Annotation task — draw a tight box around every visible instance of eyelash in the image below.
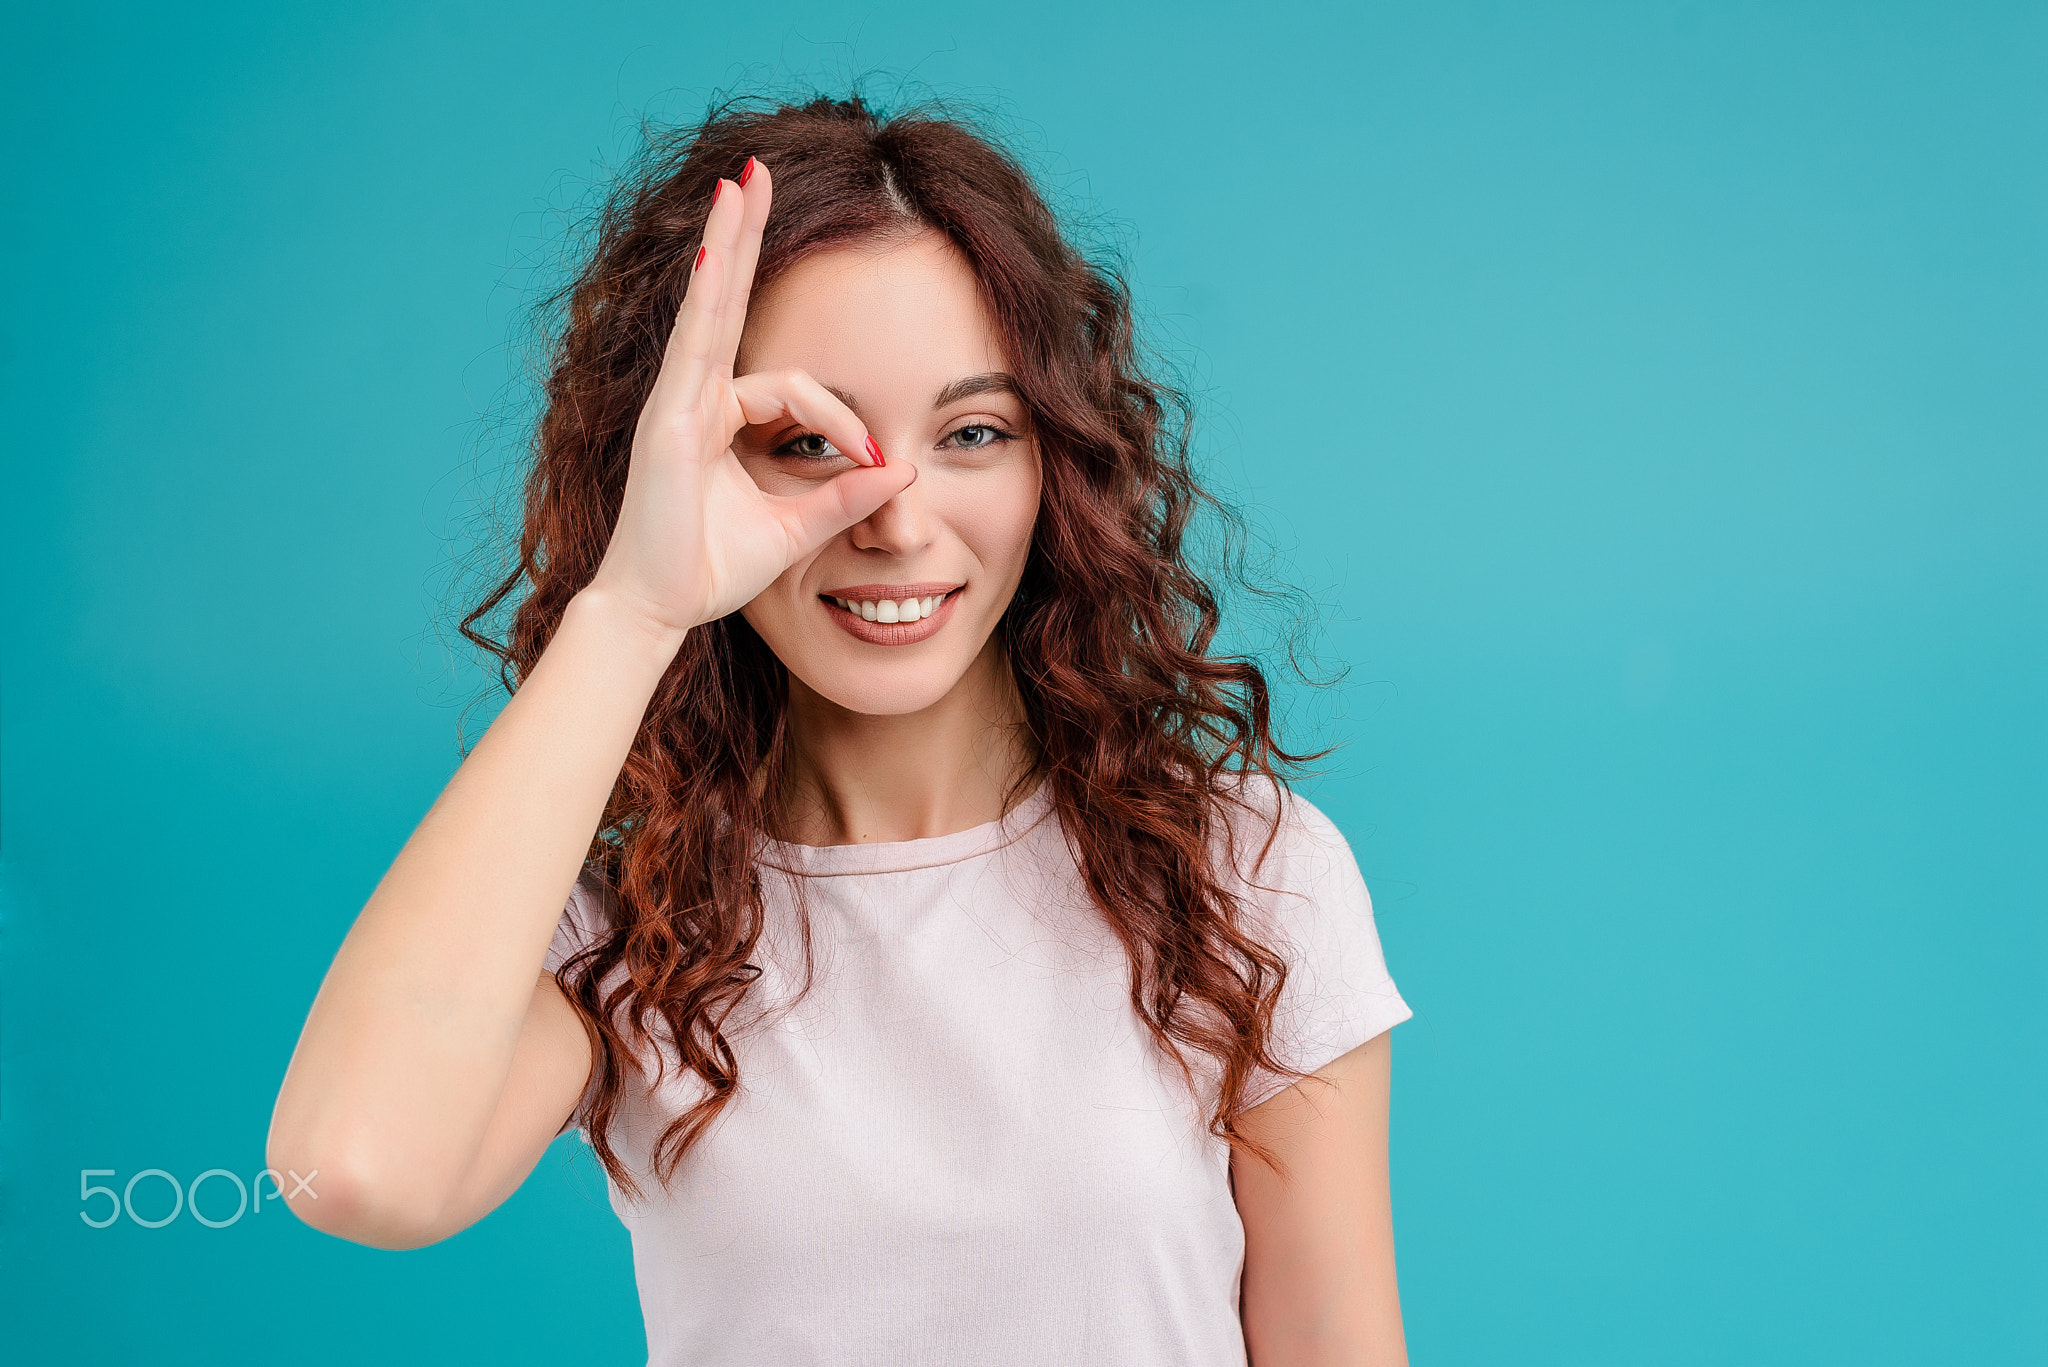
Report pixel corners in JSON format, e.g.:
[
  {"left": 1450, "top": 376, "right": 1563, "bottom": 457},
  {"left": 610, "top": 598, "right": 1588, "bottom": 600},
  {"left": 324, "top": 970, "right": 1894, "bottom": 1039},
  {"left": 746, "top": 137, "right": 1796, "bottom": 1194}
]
[
  {"left": 770, "top": 424, "right": 1020, "bottom": 460},
  {"left": 943, "top": 423, "right": 1018, "bottom": 451},
  {"left": 772, "top": 432, "right": 843, "bottom": 461}
]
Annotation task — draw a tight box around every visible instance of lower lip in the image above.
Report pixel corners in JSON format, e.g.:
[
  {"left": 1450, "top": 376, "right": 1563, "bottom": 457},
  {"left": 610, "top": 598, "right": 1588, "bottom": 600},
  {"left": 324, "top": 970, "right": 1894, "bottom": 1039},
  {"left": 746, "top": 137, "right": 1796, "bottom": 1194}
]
[{"left": 822, "top": 589, "right": 962, "bottom": 645}]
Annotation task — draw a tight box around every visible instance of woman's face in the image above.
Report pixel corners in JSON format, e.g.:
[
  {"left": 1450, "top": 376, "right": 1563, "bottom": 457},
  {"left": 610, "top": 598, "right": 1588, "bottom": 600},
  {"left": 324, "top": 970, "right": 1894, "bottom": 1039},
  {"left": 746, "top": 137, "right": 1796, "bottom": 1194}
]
[{"left": 734, "top": 231, "right": 1042, "bottom": 717}]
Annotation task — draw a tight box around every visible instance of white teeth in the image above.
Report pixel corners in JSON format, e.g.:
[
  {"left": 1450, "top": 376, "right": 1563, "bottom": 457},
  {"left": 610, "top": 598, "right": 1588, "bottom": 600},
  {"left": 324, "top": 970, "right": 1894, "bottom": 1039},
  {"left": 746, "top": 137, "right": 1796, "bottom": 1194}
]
[{"left": 836, "top": 593, "right": 949, "bottom": 624}]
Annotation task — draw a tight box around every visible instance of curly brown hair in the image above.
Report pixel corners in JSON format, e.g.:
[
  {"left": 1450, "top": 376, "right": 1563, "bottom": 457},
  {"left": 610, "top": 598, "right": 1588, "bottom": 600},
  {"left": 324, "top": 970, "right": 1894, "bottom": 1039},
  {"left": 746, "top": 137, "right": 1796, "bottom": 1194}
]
[{"left": 466, "top": 93, "right": 1317, "bottom": 1195}]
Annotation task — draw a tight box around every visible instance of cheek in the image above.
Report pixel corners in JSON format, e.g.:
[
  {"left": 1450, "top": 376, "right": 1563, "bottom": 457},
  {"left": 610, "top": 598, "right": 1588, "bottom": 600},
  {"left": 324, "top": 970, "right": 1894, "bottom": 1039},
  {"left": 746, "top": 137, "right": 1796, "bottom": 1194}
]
[
  {"left": 950, "top": 458, "right": 1043, "bottom": 578},
  {"left": 738, "top": 555, "right": 817, "bottom": 646}
]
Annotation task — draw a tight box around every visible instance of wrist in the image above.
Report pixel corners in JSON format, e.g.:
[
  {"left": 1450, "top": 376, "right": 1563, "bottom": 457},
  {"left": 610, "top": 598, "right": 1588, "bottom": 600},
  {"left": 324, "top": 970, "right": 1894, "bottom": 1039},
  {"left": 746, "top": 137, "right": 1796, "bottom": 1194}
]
[{"left": 561, "top": 583, "right": 693, "bottom": 676}]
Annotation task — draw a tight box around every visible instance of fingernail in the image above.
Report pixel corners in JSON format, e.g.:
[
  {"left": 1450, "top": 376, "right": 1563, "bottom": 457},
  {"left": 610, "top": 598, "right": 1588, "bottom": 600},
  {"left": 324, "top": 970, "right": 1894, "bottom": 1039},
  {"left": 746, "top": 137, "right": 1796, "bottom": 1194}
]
[
  {"left": 694, "top": 246, "right": 707, "bottom": 272},
  {"left": 740, "top": 157, "right": 757, "bottom": 186},
  {"left": 712, "top": 180, "right": 723, "bottom": 206},
  {"left": 864, "top": 436, "right": 885, "bottom": 467}
]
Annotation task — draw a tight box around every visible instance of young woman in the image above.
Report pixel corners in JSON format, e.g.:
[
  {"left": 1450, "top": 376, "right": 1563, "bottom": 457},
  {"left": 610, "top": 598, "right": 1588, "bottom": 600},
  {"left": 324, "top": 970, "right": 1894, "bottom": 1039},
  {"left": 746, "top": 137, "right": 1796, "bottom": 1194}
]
[{"left": 268, "top": 95, "right": 1413, "bottom": 1366}]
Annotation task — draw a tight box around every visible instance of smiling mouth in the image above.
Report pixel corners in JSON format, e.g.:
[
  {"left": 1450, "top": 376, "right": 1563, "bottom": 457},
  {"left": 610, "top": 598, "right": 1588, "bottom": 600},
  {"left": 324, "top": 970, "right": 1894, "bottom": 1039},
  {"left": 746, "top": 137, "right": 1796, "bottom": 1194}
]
[
  {"left": 822, "top": 588, "right": 957, "bottom": 624},
  {"left": 818, "top": 584, "right": 965, "bottom": 643}
]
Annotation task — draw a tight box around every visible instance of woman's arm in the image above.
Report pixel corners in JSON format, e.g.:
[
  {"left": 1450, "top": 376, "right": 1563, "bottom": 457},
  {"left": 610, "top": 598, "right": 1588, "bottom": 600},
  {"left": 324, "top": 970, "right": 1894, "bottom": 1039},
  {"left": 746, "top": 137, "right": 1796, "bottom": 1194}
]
[
  {"left": 266, "top": 589, "right": 685, "bottom": 1249},
  {"left": 265, "top": 160, "right": 912, "bottom": 1250},
  {"left": 1233, "top": 1030, "right": 1409, "bottom": 1367}
]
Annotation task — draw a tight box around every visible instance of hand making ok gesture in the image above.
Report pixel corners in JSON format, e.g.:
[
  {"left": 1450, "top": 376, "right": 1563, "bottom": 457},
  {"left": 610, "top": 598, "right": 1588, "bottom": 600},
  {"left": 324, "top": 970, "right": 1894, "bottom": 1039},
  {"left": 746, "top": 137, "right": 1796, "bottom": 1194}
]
[{"left": 587, "top": 158, "right": 919, "bottom": 638}]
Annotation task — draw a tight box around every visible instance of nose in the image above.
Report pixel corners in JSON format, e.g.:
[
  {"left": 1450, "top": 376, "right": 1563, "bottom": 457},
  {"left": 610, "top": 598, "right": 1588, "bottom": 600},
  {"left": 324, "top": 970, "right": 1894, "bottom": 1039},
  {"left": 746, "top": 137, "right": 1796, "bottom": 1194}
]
[{"left": 847, "top": 455, "right": 931, "bottom": 558}]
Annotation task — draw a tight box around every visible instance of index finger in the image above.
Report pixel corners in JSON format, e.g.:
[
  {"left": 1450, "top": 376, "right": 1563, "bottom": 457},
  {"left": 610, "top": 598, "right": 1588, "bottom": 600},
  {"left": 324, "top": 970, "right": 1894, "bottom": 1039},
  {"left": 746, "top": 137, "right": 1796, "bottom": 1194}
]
[
  {"left": 712, "top": 157, "right": 773, "bottom": 376},
  {"left": 647, "top": 176, "right": 746, "bottom": 412},
  {"left": 732, "top": 368, "right": 885, "bottom": 469}
]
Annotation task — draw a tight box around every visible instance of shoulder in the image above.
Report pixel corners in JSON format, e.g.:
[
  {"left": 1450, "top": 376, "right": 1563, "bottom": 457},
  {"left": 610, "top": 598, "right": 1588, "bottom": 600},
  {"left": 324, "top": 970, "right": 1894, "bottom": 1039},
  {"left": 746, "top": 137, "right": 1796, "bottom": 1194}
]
[
  {"left": 1212, "top": 777, "right": 1412, "bottom": 1101},
  {"left": 1208, "top": 776, "right": 1388, "bottom": 1000},
  {"left": 1210, "top": 775, "right": 1367, "bottom": 906}
]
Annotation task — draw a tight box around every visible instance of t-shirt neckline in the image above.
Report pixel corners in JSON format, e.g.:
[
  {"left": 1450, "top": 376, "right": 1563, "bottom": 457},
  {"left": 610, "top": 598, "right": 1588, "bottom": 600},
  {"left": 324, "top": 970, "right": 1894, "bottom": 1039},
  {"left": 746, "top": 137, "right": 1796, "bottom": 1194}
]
[{"left": 755, "top": 781, "right": 1055, "bottom": 878}]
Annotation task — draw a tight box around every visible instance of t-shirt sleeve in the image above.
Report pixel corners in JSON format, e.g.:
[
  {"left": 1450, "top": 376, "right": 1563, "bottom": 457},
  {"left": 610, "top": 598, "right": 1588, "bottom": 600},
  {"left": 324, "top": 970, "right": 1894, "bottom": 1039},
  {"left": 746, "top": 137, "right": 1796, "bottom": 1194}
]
[
  {"left": 543, "top": 873, "right": 611, "bottom": 1137},
  {"left": 1235, "top": 790, "right": 1412, "bottom": 1108},
  {"left": 543, "top": 872, "right": 608, "bottom": 978}
]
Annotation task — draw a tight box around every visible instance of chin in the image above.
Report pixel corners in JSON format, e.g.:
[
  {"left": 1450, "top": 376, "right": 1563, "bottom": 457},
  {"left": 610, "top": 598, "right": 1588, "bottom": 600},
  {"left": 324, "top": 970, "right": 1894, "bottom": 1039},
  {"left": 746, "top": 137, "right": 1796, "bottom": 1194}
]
[
  {"left": 809, "top": 673, "right": 956, "bottom": 717},
  {"left": 744, "top": 632, "right": 979, "bottom": 719},
  {"left": 745, "top": 585, "right": 996, "bottom": 718}
]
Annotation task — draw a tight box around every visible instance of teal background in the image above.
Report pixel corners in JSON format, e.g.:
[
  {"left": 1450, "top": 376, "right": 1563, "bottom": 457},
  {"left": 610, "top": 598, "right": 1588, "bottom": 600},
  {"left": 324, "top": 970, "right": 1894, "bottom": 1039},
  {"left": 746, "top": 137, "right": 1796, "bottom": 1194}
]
[{"left": 3, "top": 2, "right": 2042, "bottom": 1363}]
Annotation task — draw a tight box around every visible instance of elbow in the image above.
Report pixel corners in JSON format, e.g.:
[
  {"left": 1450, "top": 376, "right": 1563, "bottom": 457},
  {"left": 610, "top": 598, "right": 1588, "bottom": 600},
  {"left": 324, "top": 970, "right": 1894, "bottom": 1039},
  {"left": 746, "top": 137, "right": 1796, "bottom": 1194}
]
[{"left": 264, "top": 1130, "right": 455, "bottom": 1251}]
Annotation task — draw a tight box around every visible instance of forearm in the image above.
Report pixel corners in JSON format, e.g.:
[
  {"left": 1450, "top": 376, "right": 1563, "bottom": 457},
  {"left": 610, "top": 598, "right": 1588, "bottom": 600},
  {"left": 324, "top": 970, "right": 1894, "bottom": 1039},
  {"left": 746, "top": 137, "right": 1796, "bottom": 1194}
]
[{"left": 267, "top": 586, "right": 682, "bottom": 1238}]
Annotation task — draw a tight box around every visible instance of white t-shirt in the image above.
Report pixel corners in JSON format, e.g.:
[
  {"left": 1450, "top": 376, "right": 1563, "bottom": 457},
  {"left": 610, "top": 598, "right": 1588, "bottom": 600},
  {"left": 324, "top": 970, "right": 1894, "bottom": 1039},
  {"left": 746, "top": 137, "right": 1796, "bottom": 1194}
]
[{"left": 544, "top": 780, "right": 1410, "bottom": 1367}]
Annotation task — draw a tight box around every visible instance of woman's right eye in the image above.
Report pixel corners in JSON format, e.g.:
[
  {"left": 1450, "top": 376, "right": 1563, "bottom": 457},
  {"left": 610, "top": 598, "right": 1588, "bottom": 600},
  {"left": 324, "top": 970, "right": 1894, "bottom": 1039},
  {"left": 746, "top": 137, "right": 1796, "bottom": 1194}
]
[{"left": 773, "top": 432, "right": 845, "bottom": 461}]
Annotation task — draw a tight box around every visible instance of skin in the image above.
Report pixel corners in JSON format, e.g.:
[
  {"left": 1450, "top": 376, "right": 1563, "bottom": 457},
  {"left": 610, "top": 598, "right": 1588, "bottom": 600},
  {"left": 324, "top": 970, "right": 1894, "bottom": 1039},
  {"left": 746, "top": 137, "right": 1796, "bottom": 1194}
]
[
  {"left": 266, "top": 161, "right": 1405, "bottom": 1365},
  {"left": 731, "top": 231, "right": 1043, "bottom": 842}
]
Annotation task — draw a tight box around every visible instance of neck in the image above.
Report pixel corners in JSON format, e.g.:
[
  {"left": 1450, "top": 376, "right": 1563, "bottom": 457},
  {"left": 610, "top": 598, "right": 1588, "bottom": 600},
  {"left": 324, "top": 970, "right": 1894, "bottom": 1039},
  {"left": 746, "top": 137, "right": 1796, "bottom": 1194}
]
[{"left": 775, "top": 639, "right": 1037, "bottom": 846}]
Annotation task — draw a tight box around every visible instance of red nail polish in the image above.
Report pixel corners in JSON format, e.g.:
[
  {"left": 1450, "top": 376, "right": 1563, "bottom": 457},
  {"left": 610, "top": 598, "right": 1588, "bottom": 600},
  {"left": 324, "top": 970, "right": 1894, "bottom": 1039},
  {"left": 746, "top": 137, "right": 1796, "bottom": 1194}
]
[
  {"left": 694, "top": 246, "right": 707, "bottom": 272},
  {"left": 740, "top": 157, "right": 757, "bottom": 186},
  {"left": 864, "top": 436, "right": 885, "bottom": 467},
  {"left": 711, "top": 180, "right": 723, "bottom": 206}
]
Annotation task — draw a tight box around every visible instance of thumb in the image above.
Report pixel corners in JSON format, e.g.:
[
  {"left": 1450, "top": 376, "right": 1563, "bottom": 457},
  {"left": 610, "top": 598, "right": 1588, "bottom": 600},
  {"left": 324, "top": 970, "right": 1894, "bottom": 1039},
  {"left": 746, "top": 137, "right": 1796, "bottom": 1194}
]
[{"left": 774, "top": 460, "right": 919, "bottom": 552}]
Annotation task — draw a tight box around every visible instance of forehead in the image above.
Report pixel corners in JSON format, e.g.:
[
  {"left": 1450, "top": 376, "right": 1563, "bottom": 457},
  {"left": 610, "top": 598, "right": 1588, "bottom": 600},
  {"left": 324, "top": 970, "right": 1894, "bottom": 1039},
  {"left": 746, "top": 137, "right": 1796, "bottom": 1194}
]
[{"left": 737, "top": 231, "right": 1009, "bottom": 393}]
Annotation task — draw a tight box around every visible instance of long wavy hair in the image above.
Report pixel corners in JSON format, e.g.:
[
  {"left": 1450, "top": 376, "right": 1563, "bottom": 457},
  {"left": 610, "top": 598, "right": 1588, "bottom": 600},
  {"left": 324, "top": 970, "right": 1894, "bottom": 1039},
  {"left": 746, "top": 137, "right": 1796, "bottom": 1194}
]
[{"left": 466, "top": 93, "right": 1317, "bottom": 1195}]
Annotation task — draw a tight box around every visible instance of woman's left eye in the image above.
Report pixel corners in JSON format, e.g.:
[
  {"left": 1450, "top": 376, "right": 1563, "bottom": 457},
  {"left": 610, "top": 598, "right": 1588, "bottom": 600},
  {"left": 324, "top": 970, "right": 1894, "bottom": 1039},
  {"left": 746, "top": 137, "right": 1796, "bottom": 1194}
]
[
  {"left": 945, "top": 424, "right": 1015, "bottom": 450},
  {"left": 774, "top": 432, "right": 844, "bottom": 461}
]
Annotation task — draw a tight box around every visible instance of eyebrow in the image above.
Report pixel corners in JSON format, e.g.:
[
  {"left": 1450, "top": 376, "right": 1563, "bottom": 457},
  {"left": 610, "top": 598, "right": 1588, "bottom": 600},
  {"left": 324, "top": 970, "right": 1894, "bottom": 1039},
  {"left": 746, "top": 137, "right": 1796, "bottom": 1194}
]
[
  {"left": 931, "top": 372, "right": 1019, "bottom": 408},
  {"left": 819, "top": 372, "right": 1020, "bottom": 415}
]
